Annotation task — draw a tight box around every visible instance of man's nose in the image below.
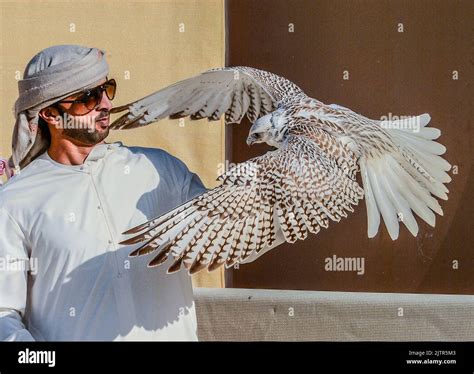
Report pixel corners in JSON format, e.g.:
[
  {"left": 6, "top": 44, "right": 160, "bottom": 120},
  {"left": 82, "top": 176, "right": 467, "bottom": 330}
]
[{"left": 97, "top": 90, "right": 113, "bottom": 111}]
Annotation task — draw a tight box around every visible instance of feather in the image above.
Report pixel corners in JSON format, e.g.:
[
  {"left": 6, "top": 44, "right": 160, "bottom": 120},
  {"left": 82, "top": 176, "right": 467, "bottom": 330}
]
[{"left": 115, "top": 67, "right": 450, "bottom": 274}]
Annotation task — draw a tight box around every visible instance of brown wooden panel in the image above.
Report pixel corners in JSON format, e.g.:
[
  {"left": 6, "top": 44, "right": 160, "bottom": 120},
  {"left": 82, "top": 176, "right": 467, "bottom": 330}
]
[{"left": 225, "top": 0, "right": 473, "bottom": 294}]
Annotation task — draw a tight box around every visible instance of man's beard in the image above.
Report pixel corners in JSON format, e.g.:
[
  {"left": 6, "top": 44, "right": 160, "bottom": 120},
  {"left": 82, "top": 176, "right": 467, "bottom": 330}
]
[
  {"left": 63, "top": 125, "right": 109, "bottom": 144},
  {"left": 61, "top": 111, "right": 110, "bottom": 145}
]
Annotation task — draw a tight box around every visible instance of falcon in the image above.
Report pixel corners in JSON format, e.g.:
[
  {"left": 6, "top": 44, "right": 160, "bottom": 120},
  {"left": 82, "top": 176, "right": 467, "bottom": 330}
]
[{"left": 112, "top": 67, "right": 451, "bottom": 274}]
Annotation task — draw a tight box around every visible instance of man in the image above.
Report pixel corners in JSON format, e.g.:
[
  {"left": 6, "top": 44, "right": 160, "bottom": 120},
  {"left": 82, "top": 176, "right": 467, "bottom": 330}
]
[{"left": 0, "top": 45, "right": 206, "bottom": 340}]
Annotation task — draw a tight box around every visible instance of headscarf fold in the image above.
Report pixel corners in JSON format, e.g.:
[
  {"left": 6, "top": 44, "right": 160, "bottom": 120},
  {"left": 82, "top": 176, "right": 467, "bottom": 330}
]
[{"left": 10, "top": 45, "right": 109, "bottom": 172}]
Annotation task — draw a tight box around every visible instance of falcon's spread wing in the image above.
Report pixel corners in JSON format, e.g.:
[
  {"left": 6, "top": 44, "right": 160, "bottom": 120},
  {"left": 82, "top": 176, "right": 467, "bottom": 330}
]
[
  {"left": 110, "top": 67, "right": 306, "bottom": 129},
  {"left": 292, "top": 97, "right": 451, "bottom": 240},
  {"left": 120, "top": 133, "right": 364, "bottom": 274}
]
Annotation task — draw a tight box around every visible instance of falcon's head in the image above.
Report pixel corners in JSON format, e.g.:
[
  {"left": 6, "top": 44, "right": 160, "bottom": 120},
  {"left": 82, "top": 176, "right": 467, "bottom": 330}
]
[{"left": 246, "top": 108, "right": 289, "bottom": 148}]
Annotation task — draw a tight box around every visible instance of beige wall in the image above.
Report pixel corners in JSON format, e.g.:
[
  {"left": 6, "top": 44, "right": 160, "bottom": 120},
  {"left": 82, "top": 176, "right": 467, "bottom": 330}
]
[{"left": 0, "top": 0, "right": 225, "bottom": 287}]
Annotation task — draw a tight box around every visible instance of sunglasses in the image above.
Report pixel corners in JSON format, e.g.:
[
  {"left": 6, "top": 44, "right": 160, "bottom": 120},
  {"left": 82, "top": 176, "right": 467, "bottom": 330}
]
[{"left": 55, "top": 79, "right": 116, "bottom": 115}]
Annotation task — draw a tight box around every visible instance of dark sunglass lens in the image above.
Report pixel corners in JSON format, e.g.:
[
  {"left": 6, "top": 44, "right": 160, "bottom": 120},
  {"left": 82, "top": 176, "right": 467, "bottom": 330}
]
[
  {"left": 85, "top": 90, "right": 100, "bottom": 110},
  {"left": 65, "top": 80, "right": 115, "bottom": 115},
  {"left": 105, "top": 80, "right": 116, "bottom": 100},
  {"left": 68, "top": 90, "right": 99, "bottom": 114}
]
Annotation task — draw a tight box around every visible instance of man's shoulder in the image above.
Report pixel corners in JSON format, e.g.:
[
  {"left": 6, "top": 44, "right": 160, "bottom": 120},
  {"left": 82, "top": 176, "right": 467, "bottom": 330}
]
[
  {"left": 0, "top": 156, "right": 50, "bottom": 212},
  {"left": 119, "top": 144, "right": 188, "bottom": 172},
  {"left": 0, "top": 156, "right": 48, "bottom": 194},
  {"left": 124, "top": 145, "right": 177, "bottom": 161}
]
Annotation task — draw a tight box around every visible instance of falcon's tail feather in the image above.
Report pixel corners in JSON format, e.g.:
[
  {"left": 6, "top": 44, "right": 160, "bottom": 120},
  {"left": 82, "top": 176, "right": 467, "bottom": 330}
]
[{"left": 360, "top": 114, "right": 451, "bottom": 240}]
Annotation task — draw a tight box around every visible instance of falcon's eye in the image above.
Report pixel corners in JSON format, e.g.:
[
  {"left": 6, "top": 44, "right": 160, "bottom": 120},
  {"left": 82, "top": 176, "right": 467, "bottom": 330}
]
[{"left": 253, "top": 133, "right": 262, "bottom": 139}]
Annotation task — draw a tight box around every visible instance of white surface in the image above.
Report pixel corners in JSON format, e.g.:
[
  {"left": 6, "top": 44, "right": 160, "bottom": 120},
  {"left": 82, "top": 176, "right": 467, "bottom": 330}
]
[{"left": 194, "top": 287, "right": 474, "bottom": 341}]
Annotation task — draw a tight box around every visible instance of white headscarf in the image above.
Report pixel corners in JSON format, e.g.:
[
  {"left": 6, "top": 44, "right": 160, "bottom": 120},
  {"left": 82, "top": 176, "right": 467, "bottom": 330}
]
[{"left": 10, "top": 45, "right": 109, "bottom": 171}]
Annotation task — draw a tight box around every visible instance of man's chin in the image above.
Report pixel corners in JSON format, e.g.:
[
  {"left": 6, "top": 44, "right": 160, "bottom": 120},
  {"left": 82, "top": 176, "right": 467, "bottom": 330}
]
[
  {"left": 93, "top": 127, "right": 110, "bottom": 142},
  {"left": 63, "top": 128, "right": 109, "bottom": 145}
]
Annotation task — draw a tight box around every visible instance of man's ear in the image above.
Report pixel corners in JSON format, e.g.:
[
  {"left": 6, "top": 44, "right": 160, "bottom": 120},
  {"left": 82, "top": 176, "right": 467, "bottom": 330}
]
[{"left": 39, "top": 107, "right": 61, "bottom": 127}]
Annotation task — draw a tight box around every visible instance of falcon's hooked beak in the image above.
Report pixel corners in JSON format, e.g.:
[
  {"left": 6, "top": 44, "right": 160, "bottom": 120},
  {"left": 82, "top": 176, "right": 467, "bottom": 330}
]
[
  {"left": 246, "top": 133, "right": 262, "bottom": 146},
  {"left": 247, "top": 114, "right": 272, "bottom": 146}
]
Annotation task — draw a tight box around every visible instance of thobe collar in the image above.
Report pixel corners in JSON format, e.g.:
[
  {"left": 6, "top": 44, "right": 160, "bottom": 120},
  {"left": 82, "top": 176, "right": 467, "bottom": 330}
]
[{"left": 39, "top": 141, "right": 123, "bottom": 172}]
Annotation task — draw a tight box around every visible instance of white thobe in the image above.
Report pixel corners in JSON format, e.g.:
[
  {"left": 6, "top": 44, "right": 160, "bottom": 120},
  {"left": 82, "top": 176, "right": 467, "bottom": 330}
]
[{"left": 0, "top": 141, "right": 206, "bottom": 341}]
